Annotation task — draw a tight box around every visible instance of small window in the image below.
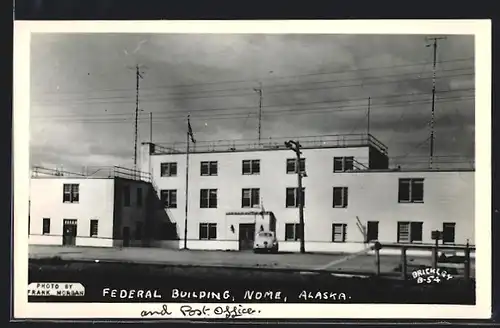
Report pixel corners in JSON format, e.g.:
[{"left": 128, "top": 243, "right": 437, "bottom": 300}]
[
  {"left": 332, "top": 223, "right": 347, "bottom": 242},
  {"left": 285, "top": 187, "right": 305, "bottom": 208},
  {"left": 366, "top": 221, "right": 379, "bottom": 242},
  {"left": 160, "top": 162, "right": 177, "bottom": 177},
  {"left": 442, "top": 222, "right": 456, "bottom": 244},
  {"left": 201, "top": 161, "right": 218, "bottom": 176},
  {"left": 135, "top": 222, "right": 143, "bottom": 240},
  {"left": 286, "top": 158, "right": 306, "bottom": 174},
  {"left": 333, "top": 187, "right": 348, "bottom": 208},
  {"left": 160, "top": 222, "right": 178, "bottom": 240},
  {"left": 200, "top": 189, "right": 218, "bottom": 208},
  {"left": 398, "top": 178, "right": 424, "bottom": 203},
  {"left": 397, "top": 221, "right": 423, "bottom": 243},
  {"left": 42, "top": 218, "right": 50, "bottom": 235},
  {"left": 63, "top": 184, "right": 79, "bottom": 203},
  {"left": 242, "top": 188, "right": 260, "bottom": 208},
  {"left": 285, "top": 223, "right": 301, "bottom": 241},
  {"left": 90, "top": 219, "right": 98, "bottom": 237},
  {"left": 160, "top": 190, "right": 177, "bottom": 208},
  {"left": 199, "top": 223, "right": 217, "bottom": 240},
  {"left": 136, "top": 188, "right": 143, "bottom": 207},
  {"left": 242, "top": 160, "right": 260, "bottom": 175},
  {"left": 123, "top": 186, "right": 130, "bottom": 207},
  {"left": 333, "top": 157, "right": 354, "bottom": 172}
]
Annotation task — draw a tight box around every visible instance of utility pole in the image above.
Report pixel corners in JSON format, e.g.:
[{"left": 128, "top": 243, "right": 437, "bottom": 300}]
[
  {"left": 149, "top": 112, "right": 153, "bottom": 143},
  {"left": 184, "top": 115, "right": 196, "bottom": 250},
  {"left": 285, "top": 140, "right": 305, "bottom": 253},
  {"left": 426, "top": 36, "right": 446, "bottom": 169},
  {"left": 129, "top": 64, "right": 145, "bottom": 174},
  {"left": 254, "top": 83, "right": 263, "bottom": 143},
  {"left": 367, "top": 96, "right": 371, "bottom": 136}
]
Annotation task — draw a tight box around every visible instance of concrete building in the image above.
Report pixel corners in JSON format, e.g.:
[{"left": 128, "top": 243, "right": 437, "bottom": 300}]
[
  {"left": 139, "top": 133, "right": 475, "bottom": 254},
  {"left": 28, "top": 166, "right": 157, "bottom": 247}
]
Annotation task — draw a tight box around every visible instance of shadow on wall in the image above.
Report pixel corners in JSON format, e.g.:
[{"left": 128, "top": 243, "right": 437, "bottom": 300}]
[{"left": 111, "top": 179, "right": 180, "bottom": 248}]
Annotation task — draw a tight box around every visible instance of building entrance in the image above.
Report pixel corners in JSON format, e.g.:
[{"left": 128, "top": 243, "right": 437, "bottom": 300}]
[
  {"left": 239, "top": 223, "right": 255, "bottom": 251},
  {"left": 62, "top": 219, "right": 77, "bottom": 246}
]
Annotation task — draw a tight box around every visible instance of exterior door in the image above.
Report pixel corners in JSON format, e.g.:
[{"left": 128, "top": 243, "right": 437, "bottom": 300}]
[
  {"left": 62, "top": 219, "right": 77, "bottom": 246},
  {"left": 122, "top": 227, "right": 130, "bottom": 247},
  {"left": 239, "top": 223, "right": 255, "bottom": 251}
]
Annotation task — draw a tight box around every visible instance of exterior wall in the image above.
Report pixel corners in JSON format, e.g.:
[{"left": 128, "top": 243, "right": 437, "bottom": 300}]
[
  {"left": 29, "top": 178, "right": 115, "bottom": 247},
  {"left": 112, "top": 178, "right": 151, "bottom": 247},
  {"left": 142, "top": 140, "right": 475, "bottom": 253}
]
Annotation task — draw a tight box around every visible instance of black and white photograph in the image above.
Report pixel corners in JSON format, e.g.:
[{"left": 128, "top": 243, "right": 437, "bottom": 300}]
[{"left": 13, "top": 20, "right": 491, "bottom": 320}]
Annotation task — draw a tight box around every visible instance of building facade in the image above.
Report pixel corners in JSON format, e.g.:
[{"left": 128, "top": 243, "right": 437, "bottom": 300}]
[
  {"left": 29, "top": 166, "right": 157, "bottom": 247},
  {"left": 139, "top": 134, "right": 475, "bottom": 254}
]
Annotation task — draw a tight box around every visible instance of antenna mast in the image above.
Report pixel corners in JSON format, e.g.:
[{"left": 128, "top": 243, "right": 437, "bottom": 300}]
[
  {"left": 254, "top": 83, "right": 263, "bottom": 144},
  {"left": 426, "top": 36, "right": 446, "bottom": 169},
  {"left": 131, "top": 64, "right": 145, "bottom": 172}
]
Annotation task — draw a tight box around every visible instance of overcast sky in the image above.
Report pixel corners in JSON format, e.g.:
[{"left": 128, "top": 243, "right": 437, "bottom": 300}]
[{"left": 30, "top": 33, "right": 475, "bottom": 172}]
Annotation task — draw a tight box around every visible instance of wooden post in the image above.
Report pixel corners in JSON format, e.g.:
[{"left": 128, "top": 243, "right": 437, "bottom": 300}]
[
  {"left": 464, "top": 240, "right": 471, "bottom": 281},
  {"left": 401, "top": 246, "right": 407, "bottom": 280},
  {"left": 375, "top": 248, "right": 381, "bottom": 276},
  {"left": 432, "top": 237, "right": 439, "bottom": 270}
]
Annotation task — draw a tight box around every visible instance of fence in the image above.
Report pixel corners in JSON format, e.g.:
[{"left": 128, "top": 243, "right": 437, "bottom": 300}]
[
  {"left": 371, "top": 242, "right": 474, "bottom": 281},
  {"left": 31, "top": 165, "right": 152, "bottom": 183}
]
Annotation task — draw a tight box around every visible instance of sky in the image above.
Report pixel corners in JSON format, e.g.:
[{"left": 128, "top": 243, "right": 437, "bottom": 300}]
[{"left": 29, "top": 33, "right": 475, "bottom": 172}]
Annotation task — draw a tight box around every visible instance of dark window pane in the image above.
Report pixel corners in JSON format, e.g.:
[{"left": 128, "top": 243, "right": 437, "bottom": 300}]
[
  {"left": 285, "top": 224, "right": 294, "bottom": 240},
  {"left": 367, "top": 221, "right": 379, "bottom": 242},
  {"left": 201, "top": 162, "right": 209, "bottom": 175},
  {"left": 334, "top": 158, "right": 343, "bottom": 172},
  {"left": 170, "top": 190, "right": 177, "bottom": 208},
  {"left": 286, "top": 188, "right": 295, "bottom": 207},
  {"left": 208, "top": 224, "right": 217, "bottom": 239},
  {"left": 295, "top": 224, "right": 302, "bottom": 241},
  {"left": 442, "top": 223, "right": 455, "bottom": 244},
  {"left": 242, "top": 160, "right": 251, "bottom": 174},
  {"left": 299, "top": 158, "right": 306, "bottom": 173},
  {"left": 345, "top": 157, "right": 354, "bottom": 171},
  {"left": 343, "top": 188, "right": 348, "bottom": 207},
  {"left": 398, "top": 222, "right": 410, "bottom": 243},
  {"left": 333, "top": 187, "right": 342, "bottom": 207},
  {"left": 242, "top": 189, "right": 250, "bottom": 207},
  {"left": 252, "top": 160, "right": 260, "bottom": 174},
  {"left": 398, "top": 179, "right": 411, "bottom": 202},
  {"left": 160, "top": 163, "right": 168, "bottom": 176},
  {"left": 90, "top": 220, "right": 98, "bottom": 237},
  {"left": 42, "top": 218, "right": 50, "bottom": 234},
  {"left": 286, "top": 159, "right": 295, "bottom": 173},
  {"left": 251, "top": 189, "right": 260, "bottom": 207},
  {"left": 199, "top": 223, "right": 208, "bottom": 239},
  {"left": 210, "top": 162, "right": 218, "bottom": 175},
  {"left": 411, "top": 222, "right": 423, "bottom": 242},
  {"left": 412, "top": 180, "right": 424, "bottom": 202}
]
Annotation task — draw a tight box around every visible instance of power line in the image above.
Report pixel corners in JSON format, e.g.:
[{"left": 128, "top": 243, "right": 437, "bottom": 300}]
[
  {"left": 35, "top": 57, "right": 474, "bottom": 96},
  {"left": 33, "top": 71, "right": 474, "bottom": 108}
]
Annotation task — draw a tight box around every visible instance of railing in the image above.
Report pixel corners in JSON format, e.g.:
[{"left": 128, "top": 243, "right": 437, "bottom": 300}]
[
  {"left": 31, "top": 165, "right": 152, "bottom": 183},
  {"left": 153, "top": 133, "right": 388, "bottom": 155}
]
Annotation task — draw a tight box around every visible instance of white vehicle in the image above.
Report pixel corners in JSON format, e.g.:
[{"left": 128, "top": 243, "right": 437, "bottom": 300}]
[{"left": 253, "top": 231, "right": 278, "bottom": 253}]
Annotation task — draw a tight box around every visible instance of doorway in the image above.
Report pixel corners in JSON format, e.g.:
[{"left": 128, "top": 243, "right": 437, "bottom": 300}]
[
  {"left": 62, "top": 219, "right": 77, "bottom": 246},
  {"left": 239, "top": 223, "right": 255, "bottom": 251},
  {"left": 122, "top": 226, "right": 130, "bottom": 247}
]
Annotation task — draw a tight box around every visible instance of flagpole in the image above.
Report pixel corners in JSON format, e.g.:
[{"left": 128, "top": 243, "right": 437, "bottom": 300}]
[{"left": 183, "top": 131, "right": 190, "bottom": 250}]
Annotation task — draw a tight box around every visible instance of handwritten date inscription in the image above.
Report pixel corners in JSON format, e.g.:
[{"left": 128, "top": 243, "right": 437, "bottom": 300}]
[{"left": 140, "top": 304, "right": 261, "bottom": 319}]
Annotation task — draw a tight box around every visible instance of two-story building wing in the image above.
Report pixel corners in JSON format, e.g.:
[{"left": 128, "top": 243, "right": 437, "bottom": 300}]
[{"left": 139, "top": 133, "right": 474, "bottom": 254}]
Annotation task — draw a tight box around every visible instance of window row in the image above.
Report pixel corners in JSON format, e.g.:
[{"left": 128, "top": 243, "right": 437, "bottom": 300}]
[
  {"left": 160, "top": 156, "right": 360, "bottom": 177},
  {"left": 195, "top": 221, "right": 456, "bottom": 244},
  {"left": 41, "top": 218, "right": 99, "bottom": 237},
  {"left": 62, "top": 184, "right": 145, "bottom": 208}
]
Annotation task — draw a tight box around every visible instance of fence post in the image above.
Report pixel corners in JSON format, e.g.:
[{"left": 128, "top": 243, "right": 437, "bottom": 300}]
[
  {"left": 401, "top": 246, "right": 407, "bottom": 280},
  {"left": 375, "top": 248, "right": 380, "bottom": 276},
  {"left": 464, "top": 240, "right": 471, "bottom": 281},
  {"left": 432, "top": 237, "right": 439, "bottom": 270}
]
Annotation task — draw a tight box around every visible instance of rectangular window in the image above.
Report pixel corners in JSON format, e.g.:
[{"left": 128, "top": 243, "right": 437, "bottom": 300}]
[
  {"left": 200, "top": 189, "right": 218, "bottom": 208},
  {"left": 366, "top": 221, "right": 379, "bottom": 242},
  {"left": 333, "top": 157, "right": 354, "bottom": 172},
  {"left": 201, "top": 161, "right": 218, "bottom": 176},
  {"left": 442, "top": 222, "right": 456, "bottom": 244},
  {"left": 136, "top": 188, "right": 143, "bottom": 207},
  {"left": 160, "top": 222, "right": 178, "bottom": 240},
  {"left": 199, "top": 223, "right": 217, "bottom": 240},
  {"left": 90, "top": 219, "right": 98, "bottom": 237},
  {"left": 63, "top": 184, "right": 79, "bottom": 203},
  {"left": 135, "top": 222, "right": 143, "bottom": 240},
  {"left": 160, "top": 162, "right": 178, "bottom": 177},
  {"left": 285, "top": 223, "right": 301, "bottom": 241},
  {"left": 332, "top": 223, "right": 347, "bottom": 242},
  {"left": 242, "top": 188, "right": 260, "bottom": 208},
  {"left": 42, "top": 218, "right": 50, "bottom": 235},
  {"left": 160, "top": 190, "right": 177, "bottom": 208},
  {"left": 333, "top": 187, "right": 348, "bottom": 208},
  {"left": 242, "top": 160, "right": 260, "bottom": 175},
  {"left": 398, "top": 178, "right": 424, "bottom": 203},
  {"left": 397, "top": 221, "right": 423, "bottom": 243},
  {"left": 285, "top": 187, "right": 305, "bottom": 208},
  {"left": 123, "top": 186, "right": 130, "bottom": 207},
  {"left": 286, "top": 158, "right": 306, "bottom": 174}
]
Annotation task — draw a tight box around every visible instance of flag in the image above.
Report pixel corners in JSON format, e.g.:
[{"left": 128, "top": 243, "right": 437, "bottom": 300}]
[{"left": 187, "top": 115, "right": 196, "bottom": 144}]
